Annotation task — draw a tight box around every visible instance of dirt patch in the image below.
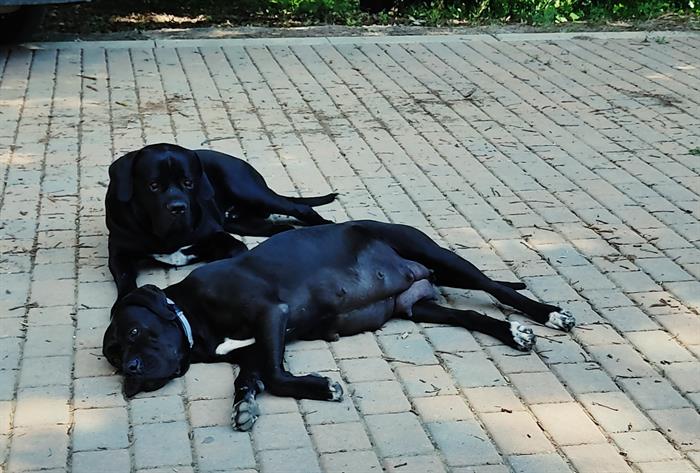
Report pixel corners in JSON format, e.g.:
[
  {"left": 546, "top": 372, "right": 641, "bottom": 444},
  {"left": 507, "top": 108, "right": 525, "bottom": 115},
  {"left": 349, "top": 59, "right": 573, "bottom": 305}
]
[{"left": 36, "top": 4, "right": 700, "bottom": 42}]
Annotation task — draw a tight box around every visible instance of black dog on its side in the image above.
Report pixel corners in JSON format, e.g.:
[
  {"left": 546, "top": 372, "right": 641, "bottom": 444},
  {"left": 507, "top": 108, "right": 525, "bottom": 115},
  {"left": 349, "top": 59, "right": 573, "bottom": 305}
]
[
  {"left": 103, "top": 220, "right": 576, "bottom": 431},
  {"left": 106, "top": 143, "right": 336, "bottom": 298}
]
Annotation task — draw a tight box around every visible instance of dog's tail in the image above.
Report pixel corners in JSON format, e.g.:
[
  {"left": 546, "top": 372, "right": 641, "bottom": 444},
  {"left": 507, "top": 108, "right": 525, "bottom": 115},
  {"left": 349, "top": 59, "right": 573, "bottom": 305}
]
[{"left": 286, "top": 192, "right": 338, "bottom": 207}]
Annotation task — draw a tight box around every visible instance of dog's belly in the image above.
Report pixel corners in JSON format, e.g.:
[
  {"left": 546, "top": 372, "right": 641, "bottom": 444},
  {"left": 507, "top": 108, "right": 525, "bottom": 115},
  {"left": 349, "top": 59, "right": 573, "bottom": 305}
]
[
  {"left": 151, "top": 245, "right": 197, "bottom": 266},
  {"left": 320, "top": 278, "right": 438, "bottom": 338}
]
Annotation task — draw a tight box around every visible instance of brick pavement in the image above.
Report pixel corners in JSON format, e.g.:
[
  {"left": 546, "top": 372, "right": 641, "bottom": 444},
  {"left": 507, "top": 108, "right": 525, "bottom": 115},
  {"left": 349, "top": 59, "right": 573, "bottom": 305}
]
[{"left": 1, "top": 31, "right": 699, "bottom": 472}]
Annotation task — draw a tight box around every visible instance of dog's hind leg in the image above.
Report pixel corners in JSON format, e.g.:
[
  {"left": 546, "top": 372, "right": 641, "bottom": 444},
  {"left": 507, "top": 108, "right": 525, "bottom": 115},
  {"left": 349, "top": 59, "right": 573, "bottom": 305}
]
[
  {"left": 404, "top": 301, "right": 536, "bottom": 352},
  {"left": 359, "top": 221, "right": 574, "bottom": 331},
  {"left": 256, "top": 304, "right": 343, "bottom": 401}
]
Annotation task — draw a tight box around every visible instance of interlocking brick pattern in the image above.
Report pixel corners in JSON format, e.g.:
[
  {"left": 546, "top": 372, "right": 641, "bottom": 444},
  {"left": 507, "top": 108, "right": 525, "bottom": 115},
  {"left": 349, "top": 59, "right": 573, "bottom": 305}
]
[{"left": 1, "top": 31, "right": 699, "bottom": 472}]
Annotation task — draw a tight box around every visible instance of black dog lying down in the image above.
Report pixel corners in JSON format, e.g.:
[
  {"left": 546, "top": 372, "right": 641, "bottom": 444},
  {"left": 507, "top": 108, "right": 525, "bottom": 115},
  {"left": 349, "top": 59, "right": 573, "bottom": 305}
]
[
  {"left": 103, "top": 220, "right": 575, "bottom": 430},
  {"left": 106, "top": 143, "right": 336, "bottom": 298}
]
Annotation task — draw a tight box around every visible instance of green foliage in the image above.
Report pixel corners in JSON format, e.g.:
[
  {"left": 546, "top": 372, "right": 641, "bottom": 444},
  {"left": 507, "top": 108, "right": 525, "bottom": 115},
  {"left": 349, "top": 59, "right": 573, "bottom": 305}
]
[{"left": 47, "top": 0, "right": 700, "bottom": 31}]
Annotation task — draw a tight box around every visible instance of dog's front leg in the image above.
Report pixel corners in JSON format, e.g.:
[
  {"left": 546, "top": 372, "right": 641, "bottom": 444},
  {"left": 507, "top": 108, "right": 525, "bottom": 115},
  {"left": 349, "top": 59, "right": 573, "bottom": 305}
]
[
  {"left": 231, "top": 352, "right": 264, "bottom": 431},
  {"left": 256, "top": 305, "right": 343, "bottom": 401},
  {"left": 187, "top": 232, "right": 247, "bottom": 262},
  {"left": 108, "top": 240, "right": 138, "bottom": 299}
]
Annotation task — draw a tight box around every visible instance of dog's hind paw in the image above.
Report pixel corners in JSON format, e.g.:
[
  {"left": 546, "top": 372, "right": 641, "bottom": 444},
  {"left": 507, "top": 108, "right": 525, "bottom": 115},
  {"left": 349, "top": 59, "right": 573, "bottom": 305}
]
[
  {"left": 327, "top": 379, "right": 344, "bottom": 402},
  {"left": 232, "top": 394, "right": 260, "bottom": 432},
  {"left": 510, "top": 321, "right": 536, "bottom": 352},
  {"left": 546, "top": 310, "right": 576, "bottom": 332}
]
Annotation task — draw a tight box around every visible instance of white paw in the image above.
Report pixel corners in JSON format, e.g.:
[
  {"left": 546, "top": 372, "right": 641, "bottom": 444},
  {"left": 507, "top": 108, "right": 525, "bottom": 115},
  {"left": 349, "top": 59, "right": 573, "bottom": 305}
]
[
  {"left": 510, "top": 321, "right": 536, "bottom": 351},
  {"left": 546, "top": 310, "right": 576, "bottom": 331},
  {"left": 151, "top": 245, "right": 196, "bottom": 266},
  {"left": 328, "top": 379, "right": 344, "bottom": 402},
  {"left": 215, "top": 337, "right": 256, "bottom": 356},
  {"left": 232, "top": 394, "right": 260, "bottom": 431}
]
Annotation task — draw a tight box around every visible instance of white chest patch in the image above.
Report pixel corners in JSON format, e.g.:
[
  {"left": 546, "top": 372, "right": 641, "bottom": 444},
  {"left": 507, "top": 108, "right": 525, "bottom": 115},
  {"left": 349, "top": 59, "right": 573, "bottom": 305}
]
[
  {"left": 151, "top": 245, "right": 197, "bottom": 266},
  {"left": 215, "top": 337, "right": 256, "bottom": 356}
]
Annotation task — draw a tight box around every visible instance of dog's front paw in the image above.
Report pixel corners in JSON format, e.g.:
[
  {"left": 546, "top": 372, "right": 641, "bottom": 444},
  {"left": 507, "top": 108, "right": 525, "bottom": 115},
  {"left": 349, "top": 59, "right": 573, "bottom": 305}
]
[
  {"left": 546, "top": 309, "right": 576, "bottom": 332},
  {"left": 232, "top": 393, "right": 260, "bottom": 432},
  {"left": 327, "top": 378, "right": 344, "bottom": 402},
  {"left": 510, "top": 321, "right": 536, "bottom": 352}
]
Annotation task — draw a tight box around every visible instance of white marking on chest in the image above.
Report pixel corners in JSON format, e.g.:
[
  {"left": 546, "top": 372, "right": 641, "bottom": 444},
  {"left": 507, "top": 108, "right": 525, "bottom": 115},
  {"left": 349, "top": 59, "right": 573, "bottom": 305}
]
[
  {"left": 215, "top": 337, "right": 256, "bottom": 355},
  {"left": 151, "top": 245, "right": 196, "bottom": 266}
]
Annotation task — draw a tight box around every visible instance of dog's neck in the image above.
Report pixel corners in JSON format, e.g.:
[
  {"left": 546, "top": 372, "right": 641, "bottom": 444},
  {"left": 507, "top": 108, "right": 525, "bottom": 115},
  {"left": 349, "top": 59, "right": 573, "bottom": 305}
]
[{"left": 165, "top": 297, "right": 194, "bottom": 348}]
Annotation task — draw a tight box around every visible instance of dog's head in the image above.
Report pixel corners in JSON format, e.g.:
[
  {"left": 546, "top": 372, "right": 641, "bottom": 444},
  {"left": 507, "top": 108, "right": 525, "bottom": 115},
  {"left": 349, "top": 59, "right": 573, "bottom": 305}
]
[
  {"left": 103, "top": 285, "right": 192, "bottom": 397},
  {"left": 109, "top": 143, "right": 215, "bottom": 240}
]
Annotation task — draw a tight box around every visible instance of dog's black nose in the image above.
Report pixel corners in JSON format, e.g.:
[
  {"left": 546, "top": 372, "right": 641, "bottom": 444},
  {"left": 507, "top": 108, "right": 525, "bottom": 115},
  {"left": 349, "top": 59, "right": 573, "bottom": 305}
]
[
  {"left": 125, "top": 358, "right": 143, "bottom": 374},
  {"left": 167, "top": 201, "right": 188, "bottom": 215}
]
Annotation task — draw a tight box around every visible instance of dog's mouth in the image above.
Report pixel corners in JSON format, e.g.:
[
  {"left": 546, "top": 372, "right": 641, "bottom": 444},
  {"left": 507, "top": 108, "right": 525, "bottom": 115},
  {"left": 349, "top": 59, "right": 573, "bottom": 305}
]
[{"left": 123, "top": 375, "right": 173, "bottom": 397}]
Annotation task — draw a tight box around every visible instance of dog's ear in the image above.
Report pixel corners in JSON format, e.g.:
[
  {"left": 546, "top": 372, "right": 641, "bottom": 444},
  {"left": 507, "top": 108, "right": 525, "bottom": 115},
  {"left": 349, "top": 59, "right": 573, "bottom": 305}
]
[
  {"left": 109, "top": 150, "right": 140, "bottom": 202},
  {"left": 193, "top": 151, "right": 215, "bottom": 201},
  {"left": 119, "top": 284, "right": 175, "bottom": 321},
  {"left": 102, "top": 321, "right": 122, "bottom": 370}
]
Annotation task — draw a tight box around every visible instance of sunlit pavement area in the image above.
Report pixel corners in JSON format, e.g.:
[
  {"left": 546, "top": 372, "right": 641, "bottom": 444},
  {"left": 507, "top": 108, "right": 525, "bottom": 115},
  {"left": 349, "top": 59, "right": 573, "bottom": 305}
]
[{"left": 1, "top": 31, "right": 700, "bottom": 472}]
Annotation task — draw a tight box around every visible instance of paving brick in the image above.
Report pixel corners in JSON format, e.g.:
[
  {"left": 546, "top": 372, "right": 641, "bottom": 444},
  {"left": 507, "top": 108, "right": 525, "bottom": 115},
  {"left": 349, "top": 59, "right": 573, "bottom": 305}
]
[
  {"left": 395, "top": 364, "right": 458, "bottom": 398},
  {"left": 611, "top": 431, "right": 682, "bottom": 463},
  {"left": 286, "top": 347, "right": 338, "bottom": 374},
  {"left": 618, "top": 377, "right": 689, "bottom": 410},
  {"left": 442, "top": 350, "right": 506, "bottom": 388},
  {"left": 22, "top": 324, "right": 74, "bottom": 357},
  {"left": 321, "top": 450, "right": 383, "bottom": 473},
  {"left": 485, "top": 345, "right": 548, "bottom": 373},
  {"left": 130, "top": 395, "right": 187, "bottom": 424},
  {"left": 8, "top": 425, "right": 70, "bottom": 472},
  {"left": 647, "top": 408, "right": 700, "bottom": 451},
  {"left": 299, "top": 394, "right": 360, "bottom": 425},
  {"left": 635, "top": 460, "right": 699, "bottom": 473},
  {"left": 626, "top": 330, "right": 694, "bottom": 364},
  {"left": 427, "top": 419, "right": 502, "bottom": 466},
  {"left": 480, "top": 411, "right": 554, "bottom": 455},
  {"left": 72, "top": 449, "right": 131, "bottom": 473},
  {"left": 74, "top": 375, "right": 126, "bottom": 408},
  {"left": 259, "top": 447, "right": 321, "bottom": 473},
  {"left": 587, "top": 344, "right": 658, "bottom": 379},
  {"left": 383, "top": 454, "right": 447, "bottom": 473},
  {"left": 463, "top": 386, "right": 525, "bottom": 413},
  {"left": 193, "top": 426, "right": 256, "bottom": 471},
  {"left": 252, "top": 412, "right": 311, "bottom": 451},
  {"left": 73, "top": 407, "right": 129, "bottom": 451},
  {"left": 412, "top": 394, "right": 474, "bottom": 422},
  {"left": 330, "top": 332, "right": 382, "bottom": 358},
  {"left": 535, "top": 335, "right": 590, "bottom": 364},
  {"left": 551, "top": 362, "right": 619, "bottom": 394},
  {"left": 509, "top": 371, "right": 573, "bottom": 404},
  {"left": 531, "top": 402, "right": 606, "bottom": 445},
  {"left": 377, "top": 332, "right": 438, "bottom": 365},
  {"left": 599, "top": 306, "right": 658, "bottom": 332},
  {"left": 310, "top": 422, "right": 372, "bottom": 453},
  {"left": 13, "top": 384, "right": 71, "bottom": 426},
  {"left": 365, "top": 412, "right": 434, "bottom": 458},
  {"left": 18, "top": 355, "right": 72, "bottom": 387},
  {"left": 133, "top": 421, "right": 193, "bottom": 469},
  {"left": 184, "top": 362, "right": 235, "bottom": 400},
  {"left": 508, "top": 453, "right": 573, "bottom": 473},
  {"left": 662, "top": 362, "right": 700, "bottom": 394},
  {"left": 338, "top": 357, "right": 394, "bottom": 383},
  {"left": 561, "top": 443, "right": 633, "bottom": 473},
  {"left": 579, "top": 392, "right": 654, "bottom": 432},
  {"left": 422, "top": 325, "right": 480, "bottom": 352},
  {"left": 189, "top": 398, "right": 233, "bottom": 428}
]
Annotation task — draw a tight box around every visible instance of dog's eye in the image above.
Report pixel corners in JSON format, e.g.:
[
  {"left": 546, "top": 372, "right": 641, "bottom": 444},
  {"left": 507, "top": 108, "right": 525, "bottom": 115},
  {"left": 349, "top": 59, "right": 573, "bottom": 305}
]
[
  {"left": 182, "top": 179, "right": 193, "bottom": 189},
  {"left": 149, "top": 182, "right": 160, "bottom": 192},
  {"left": 129, "top": 328, "right": 139, "bottom": 340}
]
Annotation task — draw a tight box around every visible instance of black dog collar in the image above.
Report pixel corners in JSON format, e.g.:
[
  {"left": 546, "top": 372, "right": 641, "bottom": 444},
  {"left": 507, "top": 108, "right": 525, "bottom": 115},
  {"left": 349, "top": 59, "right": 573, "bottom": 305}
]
[{"left": 166, "top": 298, "right": 194, "bottom": 348}]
